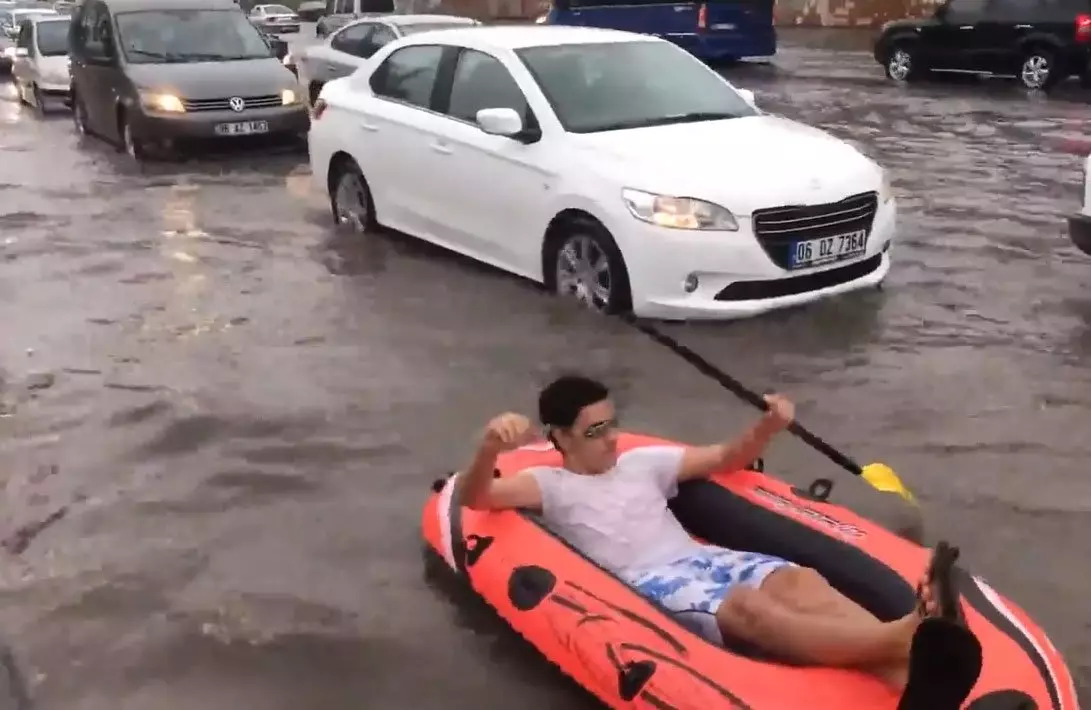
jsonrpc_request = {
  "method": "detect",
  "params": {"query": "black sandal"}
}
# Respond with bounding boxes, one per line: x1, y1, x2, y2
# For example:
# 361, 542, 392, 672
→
916, 540, 963, 623
898, 618, 983, 710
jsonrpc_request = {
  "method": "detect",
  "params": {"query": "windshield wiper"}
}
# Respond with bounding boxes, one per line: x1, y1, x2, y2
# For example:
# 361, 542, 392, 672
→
584, 111, 741, 133
175, 52, 265, 61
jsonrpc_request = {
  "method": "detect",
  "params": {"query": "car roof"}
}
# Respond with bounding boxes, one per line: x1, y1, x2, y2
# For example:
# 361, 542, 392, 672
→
100, 0, 238, 12
397, 24, 659, 50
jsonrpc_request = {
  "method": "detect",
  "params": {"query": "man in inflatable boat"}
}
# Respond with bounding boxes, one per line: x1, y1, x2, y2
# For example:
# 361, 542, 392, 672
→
461, 375, 982, 704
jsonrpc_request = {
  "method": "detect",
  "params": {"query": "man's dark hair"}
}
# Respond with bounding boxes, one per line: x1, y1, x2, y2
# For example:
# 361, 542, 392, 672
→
538, 374, 609, 429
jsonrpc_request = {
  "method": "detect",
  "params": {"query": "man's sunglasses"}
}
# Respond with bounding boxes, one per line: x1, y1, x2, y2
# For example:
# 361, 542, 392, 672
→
582, 417, 619, 439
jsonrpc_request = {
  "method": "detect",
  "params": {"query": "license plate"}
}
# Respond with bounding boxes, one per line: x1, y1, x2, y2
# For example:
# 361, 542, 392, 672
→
214, 121, 269, 136
790, 229, 868, 269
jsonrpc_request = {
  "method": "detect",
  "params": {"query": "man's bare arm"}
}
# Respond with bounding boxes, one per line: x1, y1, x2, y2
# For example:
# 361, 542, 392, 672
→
677, 395, 794, 482
458, 412, 542, 510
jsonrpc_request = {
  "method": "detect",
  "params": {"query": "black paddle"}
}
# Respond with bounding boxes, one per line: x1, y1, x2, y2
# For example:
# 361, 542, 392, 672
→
620, 314, 917, 504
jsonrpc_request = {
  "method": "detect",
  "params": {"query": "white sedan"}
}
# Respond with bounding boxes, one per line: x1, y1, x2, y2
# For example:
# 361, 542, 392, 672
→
307, 26, 897, 320
295, 14, 479, 106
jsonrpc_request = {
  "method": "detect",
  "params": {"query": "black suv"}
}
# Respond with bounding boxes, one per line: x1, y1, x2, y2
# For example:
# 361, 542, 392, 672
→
874, 0, 1091, 90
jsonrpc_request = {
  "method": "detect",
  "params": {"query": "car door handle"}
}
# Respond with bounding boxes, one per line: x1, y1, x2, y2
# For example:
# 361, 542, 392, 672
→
360, 120, 378, 132
1014, 23, 1032, 28
959, 25, 973, 29
430, 142, 452, 155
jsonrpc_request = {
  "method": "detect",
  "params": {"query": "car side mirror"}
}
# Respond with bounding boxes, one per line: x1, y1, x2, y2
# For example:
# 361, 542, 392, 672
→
736, 88, 756, 108
933, 3, 947, 19
477, 107, 523, 137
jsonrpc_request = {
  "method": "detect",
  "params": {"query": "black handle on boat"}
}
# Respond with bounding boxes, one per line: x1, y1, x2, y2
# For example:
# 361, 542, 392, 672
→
621, 316, 864, 477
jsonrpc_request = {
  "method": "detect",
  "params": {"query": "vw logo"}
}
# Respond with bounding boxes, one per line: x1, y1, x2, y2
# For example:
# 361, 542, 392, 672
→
228, 97, 245, 113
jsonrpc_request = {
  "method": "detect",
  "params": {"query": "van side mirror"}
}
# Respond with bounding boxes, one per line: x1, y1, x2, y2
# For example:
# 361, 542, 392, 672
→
933, 3, 947, 19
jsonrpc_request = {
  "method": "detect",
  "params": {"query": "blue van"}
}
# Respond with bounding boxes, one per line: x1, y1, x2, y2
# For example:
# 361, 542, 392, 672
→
540, 0, 776, 63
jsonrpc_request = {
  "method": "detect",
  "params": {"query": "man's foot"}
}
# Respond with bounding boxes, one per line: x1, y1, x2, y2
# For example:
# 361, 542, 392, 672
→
897, 618, 983, 710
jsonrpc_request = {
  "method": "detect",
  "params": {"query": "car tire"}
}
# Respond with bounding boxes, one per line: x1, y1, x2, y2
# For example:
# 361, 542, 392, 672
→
1020, 46, 1060, 91
32, 84, 45, 113
328, 156, 377, 233
885, 43, 923, 83
544, 215, 632, 314
117, 110, 147, 161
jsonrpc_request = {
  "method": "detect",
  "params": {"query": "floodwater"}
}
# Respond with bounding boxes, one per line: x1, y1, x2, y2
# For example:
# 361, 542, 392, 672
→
1, 28, 1090, 710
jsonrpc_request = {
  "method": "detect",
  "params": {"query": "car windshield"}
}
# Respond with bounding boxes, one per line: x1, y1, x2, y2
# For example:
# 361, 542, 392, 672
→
263, 4, 293, 12
397, 21, 475, 35
34, 17, 68, 54
115, 9, 272, 63
516, 41, 757, 134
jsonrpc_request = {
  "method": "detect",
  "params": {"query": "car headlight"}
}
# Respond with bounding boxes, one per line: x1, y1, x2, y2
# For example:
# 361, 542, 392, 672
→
140, 92, 185, 113
281, 53, 293, 66
281, 88, 298, 105
621, 188, 738, 231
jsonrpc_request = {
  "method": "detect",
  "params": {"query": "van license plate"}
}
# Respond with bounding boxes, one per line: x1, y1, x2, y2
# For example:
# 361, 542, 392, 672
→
215, 121, 269, 136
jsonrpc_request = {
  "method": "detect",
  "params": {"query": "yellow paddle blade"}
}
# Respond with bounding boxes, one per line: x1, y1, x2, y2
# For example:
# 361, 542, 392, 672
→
861, 463, 916, 505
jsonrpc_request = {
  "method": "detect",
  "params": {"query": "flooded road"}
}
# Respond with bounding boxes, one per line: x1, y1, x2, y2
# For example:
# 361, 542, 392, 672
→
2, 32, 1090, 709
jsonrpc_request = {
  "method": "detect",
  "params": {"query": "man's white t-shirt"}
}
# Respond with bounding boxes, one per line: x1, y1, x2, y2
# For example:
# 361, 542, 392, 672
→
526, 446, 703, 576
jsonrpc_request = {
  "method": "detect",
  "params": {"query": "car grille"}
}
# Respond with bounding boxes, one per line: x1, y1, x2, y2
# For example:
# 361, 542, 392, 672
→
751, 191, 879, 270
182, 95, 281, 112
714, 253, 884, 301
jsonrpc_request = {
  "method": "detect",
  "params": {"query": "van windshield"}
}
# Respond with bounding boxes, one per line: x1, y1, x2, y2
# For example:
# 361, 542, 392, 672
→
115, 9, 272, 63
517, 41, 756, 134
34, 18, 69, 55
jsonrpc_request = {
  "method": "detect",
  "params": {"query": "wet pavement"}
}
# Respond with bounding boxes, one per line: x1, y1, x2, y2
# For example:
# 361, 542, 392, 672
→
2, 28, 1091, 710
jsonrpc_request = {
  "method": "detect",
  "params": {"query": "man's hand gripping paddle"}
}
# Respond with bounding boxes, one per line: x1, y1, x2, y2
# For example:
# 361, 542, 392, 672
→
622, 316, 917, 505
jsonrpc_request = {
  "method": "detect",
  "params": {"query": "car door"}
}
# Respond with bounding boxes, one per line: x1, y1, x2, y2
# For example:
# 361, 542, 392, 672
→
319, 21, 378, 81
426, 47, 554, 273
10, 19, 31, 90
356, 43, 451, 240
975, 0, 1038, 73
920, 0, 989, 70
70, 0, 116, 135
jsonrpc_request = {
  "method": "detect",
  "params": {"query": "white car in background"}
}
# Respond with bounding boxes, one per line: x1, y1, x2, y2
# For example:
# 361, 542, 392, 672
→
307, 26, 897, 321
1069, 153, 1091, 257
294, 13, 478, 105
248, 3, 300, 33
11, 14, 70, 111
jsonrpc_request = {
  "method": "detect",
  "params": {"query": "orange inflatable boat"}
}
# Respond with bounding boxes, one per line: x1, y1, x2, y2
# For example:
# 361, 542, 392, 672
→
421, 433, 1079, 710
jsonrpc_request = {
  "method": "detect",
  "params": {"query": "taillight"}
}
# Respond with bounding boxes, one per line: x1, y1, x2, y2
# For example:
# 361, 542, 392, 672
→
312, 98, 327, 120
1077, 13, 1091, 42
697, 2, 707, 29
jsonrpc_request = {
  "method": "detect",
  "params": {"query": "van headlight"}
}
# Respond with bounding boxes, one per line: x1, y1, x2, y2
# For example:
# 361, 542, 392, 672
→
621, 188, 738, 231
140, 92, 185, 113
281, 88, 299, 105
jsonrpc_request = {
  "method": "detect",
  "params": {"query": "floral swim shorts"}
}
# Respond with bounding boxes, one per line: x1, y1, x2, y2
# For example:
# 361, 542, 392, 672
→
621, 545, 794, 644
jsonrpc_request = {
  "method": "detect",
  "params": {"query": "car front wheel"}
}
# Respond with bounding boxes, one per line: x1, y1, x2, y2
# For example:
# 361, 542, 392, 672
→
885, 44, 922, 82
546, 217, 632, 314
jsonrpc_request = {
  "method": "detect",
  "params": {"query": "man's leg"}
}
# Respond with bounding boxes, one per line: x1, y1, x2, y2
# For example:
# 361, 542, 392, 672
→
714, 580, 918, 668
755, 566, 918, 687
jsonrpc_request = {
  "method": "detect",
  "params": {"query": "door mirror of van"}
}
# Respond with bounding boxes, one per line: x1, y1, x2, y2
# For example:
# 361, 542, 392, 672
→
736, 88, 756, 108
477, 107, 524, 137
